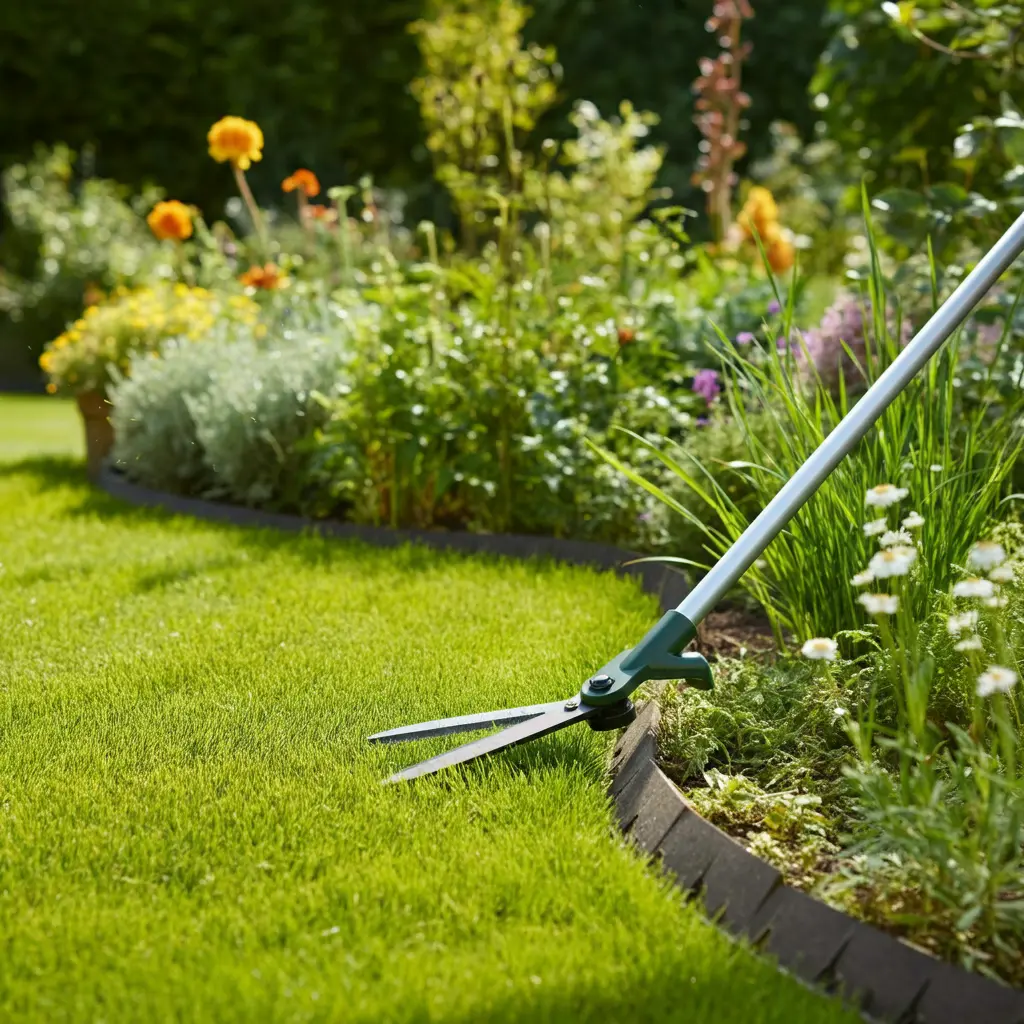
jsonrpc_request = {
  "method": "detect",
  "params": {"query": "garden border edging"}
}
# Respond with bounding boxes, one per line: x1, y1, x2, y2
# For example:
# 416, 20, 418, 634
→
609, 701, 1024, 1024
95, 465, 1024, 1022
96, 466, 689, 610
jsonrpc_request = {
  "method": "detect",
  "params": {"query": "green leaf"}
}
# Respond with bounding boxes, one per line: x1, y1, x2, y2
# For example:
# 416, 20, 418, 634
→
871, 189, 928, 215
1002, 126, 1024, 166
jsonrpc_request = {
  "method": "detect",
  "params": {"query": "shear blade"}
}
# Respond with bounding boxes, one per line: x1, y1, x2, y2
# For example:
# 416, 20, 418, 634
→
367, 700, 566, 745
382, 698, 599, 784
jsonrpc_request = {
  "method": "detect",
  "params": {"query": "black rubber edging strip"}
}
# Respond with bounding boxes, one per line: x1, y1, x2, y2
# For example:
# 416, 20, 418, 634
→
96, 466, 688, 610
609, 702, 1024, 1024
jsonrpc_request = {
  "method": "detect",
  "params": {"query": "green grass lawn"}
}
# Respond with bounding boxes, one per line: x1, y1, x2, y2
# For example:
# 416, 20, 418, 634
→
0, 393, 83, 462
0, 398, 856, 1022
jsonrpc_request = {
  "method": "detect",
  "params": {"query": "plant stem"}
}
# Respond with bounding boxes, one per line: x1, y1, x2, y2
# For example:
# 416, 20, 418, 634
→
233, 164, 268, 254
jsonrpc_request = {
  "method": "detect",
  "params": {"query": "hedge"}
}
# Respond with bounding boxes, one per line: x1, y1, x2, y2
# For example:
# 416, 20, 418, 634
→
0, 0, 830, 218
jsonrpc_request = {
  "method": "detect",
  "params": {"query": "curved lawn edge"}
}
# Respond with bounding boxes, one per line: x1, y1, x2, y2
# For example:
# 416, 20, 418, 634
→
610, 702, 1024, 1024
96, 466, 689, 611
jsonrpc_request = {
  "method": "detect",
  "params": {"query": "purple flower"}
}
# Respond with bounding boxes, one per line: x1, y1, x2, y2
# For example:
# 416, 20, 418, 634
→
796, 292, 913, 392
696, 416, 710, 427
768, 300, 781, 315
691, 368, 721, 405
736, 331, 756, 345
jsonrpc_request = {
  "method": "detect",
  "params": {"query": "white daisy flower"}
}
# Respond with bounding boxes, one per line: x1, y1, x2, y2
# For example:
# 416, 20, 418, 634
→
952, 577, 996, 600
976, 665, 1018, 698
865, 484, 909, 508
929, 464, 943, 473
801, 637, 838, 661
851, 570, 875, 587
880, 529, 913, 548
947, 611, 979, 635
902, 512, 925, 529
968, 541, 1007, 571
863, 518, 887, 537
869, 546, 917, 578
984, 595, 1009, 609
859, 593, 899, 614
955, 636, 983, 652
989, 564, 1015, 583
901, 461, 914, 472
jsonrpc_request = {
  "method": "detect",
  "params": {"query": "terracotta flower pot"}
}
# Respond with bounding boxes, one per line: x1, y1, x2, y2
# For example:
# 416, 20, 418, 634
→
76, 390, 114, 479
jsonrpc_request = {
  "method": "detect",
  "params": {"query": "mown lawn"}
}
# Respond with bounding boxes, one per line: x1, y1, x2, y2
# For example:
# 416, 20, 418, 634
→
0, 393, 82, 462
0, 397, 855, 1023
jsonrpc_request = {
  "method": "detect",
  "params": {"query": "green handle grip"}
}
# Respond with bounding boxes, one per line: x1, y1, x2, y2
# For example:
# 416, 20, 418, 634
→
580, 610, 712, 707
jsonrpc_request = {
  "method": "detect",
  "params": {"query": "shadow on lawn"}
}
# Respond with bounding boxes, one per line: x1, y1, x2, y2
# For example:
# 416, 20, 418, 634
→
2, 456, 638, 593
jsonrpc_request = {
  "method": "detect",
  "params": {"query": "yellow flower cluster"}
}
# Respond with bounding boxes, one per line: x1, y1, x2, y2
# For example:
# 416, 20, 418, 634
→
736, 186, 795, 274
40, 283, 260, 396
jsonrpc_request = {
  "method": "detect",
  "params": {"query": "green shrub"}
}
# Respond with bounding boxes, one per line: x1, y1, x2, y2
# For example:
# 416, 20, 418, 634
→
110, 325, 350, 508
812, 0, 1012, 192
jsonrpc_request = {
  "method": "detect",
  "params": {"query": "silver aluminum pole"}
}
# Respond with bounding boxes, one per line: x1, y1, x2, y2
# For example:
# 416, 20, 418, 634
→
676, 213, 1024, 626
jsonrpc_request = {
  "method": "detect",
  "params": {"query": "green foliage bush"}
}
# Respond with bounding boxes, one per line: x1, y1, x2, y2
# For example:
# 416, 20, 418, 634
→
812, 0, 1012, 191
110, 325, 350, 507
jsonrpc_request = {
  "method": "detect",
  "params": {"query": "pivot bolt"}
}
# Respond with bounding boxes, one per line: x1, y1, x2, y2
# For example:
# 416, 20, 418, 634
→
564, 696, 580, 711
587, 674, 614, 692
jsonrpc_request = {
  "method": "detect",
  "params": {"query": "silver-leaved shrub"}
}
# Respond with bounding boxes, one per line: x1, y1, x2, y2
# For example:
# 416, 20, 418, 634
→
110, 323, 350, 508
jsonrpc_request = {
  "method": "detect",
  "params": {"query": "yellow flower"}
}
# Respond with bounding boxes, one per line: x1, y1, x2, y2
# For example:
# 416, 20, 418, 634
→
147, 200, 194, 241
207, 116, 264, 170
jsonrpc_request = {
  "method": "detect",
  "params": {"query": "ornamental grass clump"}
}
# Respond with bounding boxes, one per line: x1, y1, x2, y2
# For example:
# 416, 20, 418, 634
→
38, 283, 260, 396
599, 208, 1024, 641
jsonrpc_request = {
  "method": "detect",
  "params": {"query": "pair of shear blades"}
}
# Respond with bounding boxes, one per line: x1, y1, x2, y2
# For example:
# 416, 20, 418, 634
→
369, 607, 714, 784
368, 696, 635, 785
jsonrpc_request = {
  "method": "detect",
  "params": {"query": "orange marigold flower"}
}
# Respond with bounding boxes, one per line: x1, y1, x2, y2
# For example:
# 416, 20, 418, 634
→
617, 327, 636, 346
766, 232, 795, 274
238, 262, 285, 290
282, 169, 320, 197
207, 116, 264, 170
304, 203, 337, 224
737, 185, 779, 241
147, 200, 194, 242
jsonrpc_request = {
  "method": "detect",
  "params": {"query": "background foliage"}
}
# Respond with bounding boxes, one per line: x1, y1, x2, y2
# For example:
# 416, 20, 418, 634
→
0, 0, 829, 221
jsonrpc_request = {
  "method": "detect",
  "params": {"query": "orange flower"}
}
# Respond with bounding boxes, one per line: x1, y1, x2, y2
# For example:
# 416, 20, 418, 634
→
146, 200, 193, 242
238, 263, 285, 290
737, 186, 779, 241
282, 169, 320, 197
766, 232, 795, 274
207, 116, 264, 170
304, 203, 337, 224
